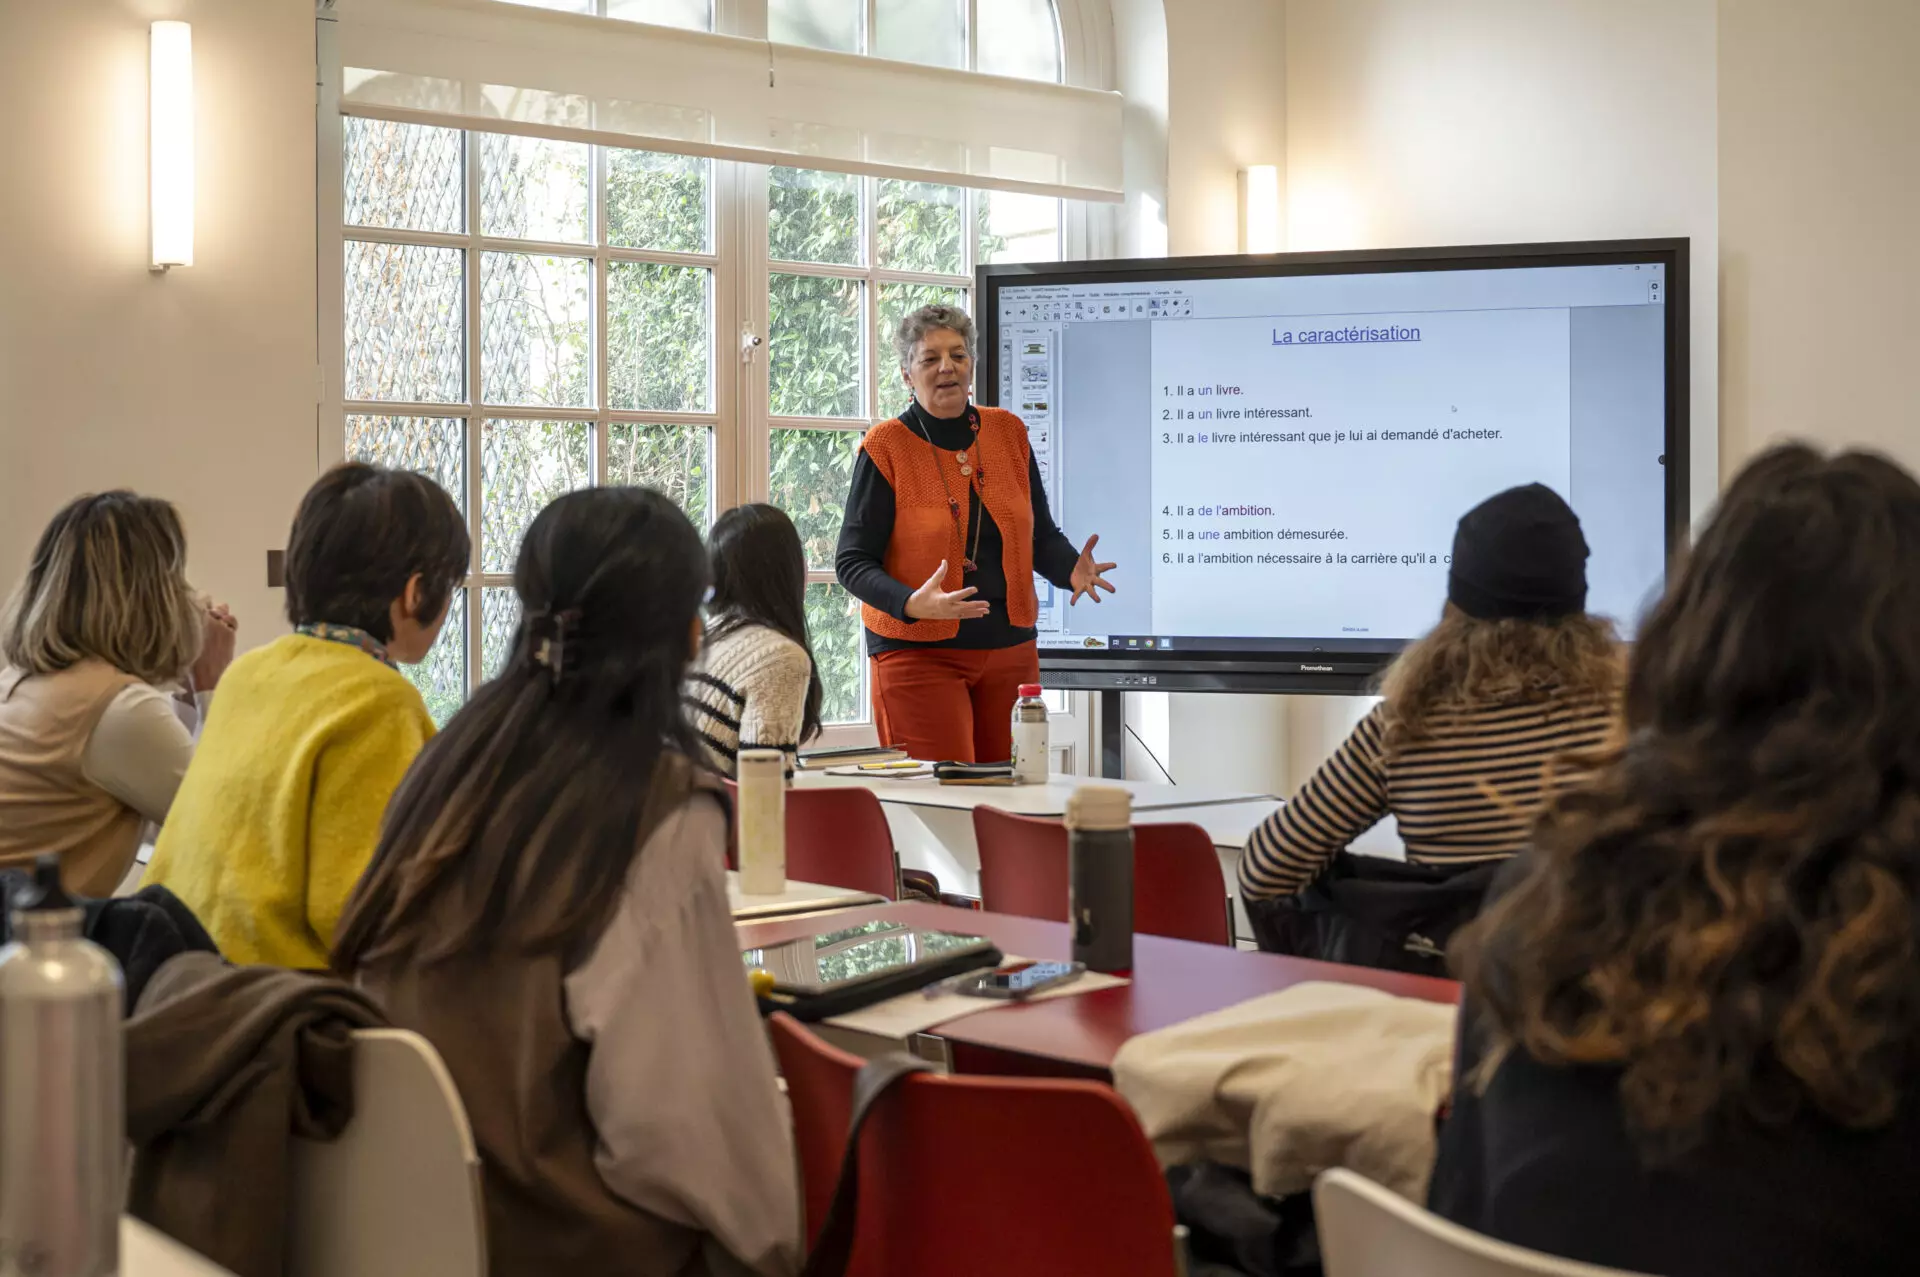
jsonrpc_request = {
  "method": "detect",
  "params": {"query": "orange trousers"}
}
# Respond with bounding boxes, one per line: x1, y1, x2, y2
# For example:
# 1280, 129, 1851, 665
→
870, 641, 1041, 764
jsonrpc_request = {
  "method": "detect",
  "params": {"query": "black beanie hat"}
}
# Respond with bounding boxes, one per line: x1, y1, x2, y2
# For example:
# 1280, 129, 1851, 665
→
1447, 484, 1589, 622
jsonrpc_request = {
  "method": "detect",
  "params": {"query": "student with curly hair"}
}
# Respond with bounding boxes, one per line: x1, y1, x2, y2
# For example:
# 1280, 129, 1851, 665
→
1433, 444, 1920, 1275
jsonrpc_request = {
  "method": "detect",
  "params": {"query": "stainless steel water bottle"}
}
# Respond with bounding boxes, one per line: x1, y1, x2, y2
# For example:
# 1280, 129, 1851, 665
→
0, 855, 124, 1277
1066, 786, 1135, 974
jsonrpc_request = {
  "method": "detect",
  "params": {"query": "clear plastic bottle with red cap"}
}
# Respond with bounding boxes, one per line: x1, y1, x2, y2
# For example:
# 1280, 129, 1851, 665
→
1010, 683, 1049, 784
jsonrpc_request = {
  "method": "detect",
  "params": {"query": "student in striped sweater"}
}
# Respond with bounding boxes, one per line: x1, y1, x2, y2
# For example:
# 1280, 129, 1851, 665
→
1240, 484, 1622, 903
685, 504, 824, 777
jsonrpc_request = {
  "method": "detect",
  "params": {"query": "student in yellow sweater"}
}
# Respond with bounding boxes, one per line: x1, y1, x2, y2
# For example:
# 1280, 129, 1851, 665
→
146, 464, 468, 967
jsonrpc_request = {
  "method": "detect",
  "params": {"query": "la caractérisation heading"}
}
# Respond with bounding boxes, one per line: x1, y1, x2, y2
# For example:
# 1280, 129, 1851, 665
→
1271, 324, 1421, 346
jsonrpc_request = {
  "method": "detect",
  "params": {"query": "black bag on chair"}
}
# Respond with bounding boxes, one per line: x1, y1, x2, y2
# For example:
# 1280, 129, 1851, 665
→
1244, 854, 1504, 977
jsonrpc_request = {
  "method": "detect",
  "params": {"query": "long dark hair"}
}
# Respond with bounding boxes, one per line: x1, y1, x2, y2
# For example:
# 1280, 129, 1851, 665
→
1456, 444, 1920, 1150
333, 487, 711, 972
706, 503, 824, 743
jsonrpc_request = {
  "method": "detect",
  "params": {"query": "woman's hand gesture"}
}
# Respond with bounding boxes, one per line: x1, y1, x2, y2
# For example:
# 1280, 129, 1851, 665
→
1070, 535, 1118, 605
906, 561, 992, 621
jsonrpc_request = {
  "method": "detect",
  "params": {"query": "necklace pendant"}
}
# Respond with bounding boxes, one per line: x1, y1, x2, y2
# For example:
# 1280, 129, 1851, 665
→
963, 558, 979, 573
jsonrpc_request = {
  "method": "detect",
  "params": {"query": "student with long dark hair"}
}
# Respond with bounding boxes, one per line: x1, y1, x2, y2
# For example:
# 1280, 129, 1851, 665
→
1432, 445, 1920, 1276
685, 503, 824, 776
334, 488, 798, 1277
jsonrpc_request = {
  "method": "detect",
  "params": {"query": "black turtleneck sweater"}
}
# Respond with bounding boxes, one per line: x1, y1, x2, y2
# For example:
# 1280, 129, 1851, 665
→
835, 402, 1080, 654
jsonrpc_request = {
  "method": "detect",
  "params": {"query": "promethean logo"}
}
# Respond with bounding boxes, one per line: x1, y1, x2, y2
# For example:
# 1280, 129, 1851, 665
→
1299, 663, 1335, 673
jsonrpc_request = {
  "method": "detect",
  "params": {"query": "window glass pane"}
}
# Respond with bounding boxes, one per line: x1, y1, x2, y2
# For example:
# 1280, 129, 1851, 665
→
606, 149, 710, 253
769, 167, 862, 266
606, 0, 711, 28
770, 274, 864, 418
875, 180, 964, 274
608, 423, 713, 529
345, 416, 467, 516
479, 133, 591, 243
406, 588, 467, 728
345, 241, 465, 403
771, 0, 862, 53
978, 190, 1060, 264
877, 282, 966, 411
607, 263, 712, 411
343, 118, 462, 233
480, 252, 593, 408
482, 587, 523, 682
977, 0, 1061, 82
481, 420, 592, 571
805, 581, 865, 724
874, 0, 965, 67
771, 427, 861, 570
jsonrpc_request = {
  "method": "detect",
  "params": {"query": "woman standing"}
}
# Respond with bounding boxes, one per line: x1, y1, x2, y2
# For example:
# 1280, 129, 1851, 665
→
835, 304, 1116, 763
685, 503, 823, 777
0, 492, 236, 895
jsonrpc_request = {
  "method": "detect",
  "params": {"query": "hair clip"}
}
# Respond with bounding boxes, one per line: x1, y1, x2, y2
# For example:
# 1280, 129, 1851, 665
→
527, 608, 583, 682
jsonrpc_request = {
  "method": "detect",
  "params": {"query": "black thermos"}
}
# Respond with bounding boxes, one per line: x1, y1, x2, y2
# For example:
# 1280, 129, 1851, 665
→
1067, 786, 1134, 973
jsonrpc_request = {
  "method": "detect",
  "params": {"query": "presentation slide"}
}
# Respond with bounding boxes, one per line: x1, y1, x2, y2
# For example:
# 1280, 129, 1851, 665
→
994, 262, 1669, 651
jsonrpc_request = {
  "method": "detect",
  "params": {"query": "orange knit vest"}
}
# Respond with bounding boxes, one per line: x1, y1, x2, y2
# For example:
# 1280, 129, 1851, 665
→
859, 406, 1037, 644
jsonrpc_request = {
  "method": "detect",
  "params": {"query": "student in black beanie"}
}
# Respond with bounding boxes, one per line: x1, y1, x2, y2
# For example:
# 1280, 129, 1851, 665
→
1238, 484, 1624, 968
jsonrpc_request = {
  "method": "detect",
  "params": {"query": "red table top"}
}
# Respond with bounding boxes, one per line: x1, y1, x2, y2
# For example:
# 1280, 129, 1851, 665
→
736, 901, 1460, 1075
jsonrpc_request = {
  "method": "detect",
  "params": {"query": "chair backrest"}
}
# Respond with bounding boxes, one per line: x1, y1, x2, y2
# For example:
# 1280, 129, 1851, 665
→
973, 807, 1229, 945
288, 1029, 487, 1277
786, 785, 900, 899
723, 781, 900, 898
770, 1014, 1180, 1277
1313, 1168, 1654, 1277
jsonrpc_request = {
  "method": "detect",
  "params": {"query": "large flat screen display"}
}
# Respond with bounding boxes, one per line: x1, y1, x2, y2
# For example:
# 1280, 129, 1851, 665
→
977, 239, 1689, 693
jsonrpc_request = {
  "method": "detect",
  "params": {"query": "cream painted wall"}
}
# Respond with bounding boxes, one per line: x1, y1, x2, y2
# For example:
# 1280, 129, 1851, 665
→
0, 0, 318, 646
1284, 0, 1719, 526
1718, 0, 1920, 474
1153, 0, 1719, 843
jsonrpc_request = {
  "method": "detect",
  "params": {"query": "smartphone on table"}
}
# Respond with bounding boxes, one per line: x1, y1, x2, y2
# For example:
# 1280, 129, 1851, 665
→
957, 959, 1085, 1000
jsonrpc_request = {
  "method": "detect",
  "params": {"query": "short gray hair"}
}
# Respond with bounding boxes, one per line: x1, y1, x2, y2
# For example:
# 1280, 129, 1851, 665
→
894, 304, 975, 372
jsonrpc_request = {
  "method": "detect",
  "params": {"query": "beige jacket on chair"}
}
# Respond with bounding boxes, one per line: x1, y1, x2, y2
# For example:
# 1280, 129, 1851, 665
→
1111, 981, 1456, 1202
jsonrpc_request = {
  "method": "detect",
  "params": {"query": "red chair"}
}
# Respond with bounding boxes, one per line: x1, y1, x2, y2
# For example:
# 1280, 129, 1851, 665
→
724, 781, 900, 899
785, 786, 900, 900
973, 806, 1231, 945
769, 1013, 1183, 1277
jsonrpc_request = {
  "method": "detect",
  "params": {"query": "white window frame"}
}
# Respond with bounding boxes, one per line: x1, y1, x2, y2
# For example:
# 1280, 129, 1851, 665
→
319, 0, 1110, 766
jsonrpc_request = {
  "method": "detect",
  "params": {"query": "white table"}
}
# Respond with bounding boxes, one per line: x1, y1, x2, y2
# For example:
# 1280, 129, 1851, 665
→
726, 871, 886, 920
792, 771, 1270, 897
124, 1217, 234, 1275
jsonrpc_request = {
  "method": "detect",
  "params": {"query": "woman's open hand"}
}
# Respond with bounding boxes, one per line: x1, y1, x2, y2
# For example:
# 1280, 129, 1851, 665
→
1070, 535, 1118, 605
906, 560, 992, 621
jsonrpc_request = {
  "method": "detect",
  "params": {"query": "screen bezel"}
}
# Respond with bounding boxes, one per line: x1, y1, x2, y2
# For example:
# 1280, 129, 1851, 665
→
976, 237, 1690, 695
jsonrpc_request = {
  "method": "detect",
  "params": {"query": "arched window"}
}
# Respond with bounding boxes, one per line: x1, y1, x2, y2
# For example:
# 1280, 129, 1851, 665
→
334, 0, 1095, 731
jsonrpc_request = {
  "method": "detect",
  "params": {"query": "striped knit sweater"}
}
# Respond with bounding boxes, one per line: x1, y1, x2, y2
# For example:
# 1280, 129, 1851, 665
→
684, 623, 814, 778
1239, 693, 1616, 901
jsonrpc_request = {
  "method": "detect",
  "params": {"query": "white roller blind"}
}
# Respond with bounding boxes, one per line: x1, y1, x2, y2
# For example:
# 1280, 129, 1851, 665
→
332, 0, 1123, 201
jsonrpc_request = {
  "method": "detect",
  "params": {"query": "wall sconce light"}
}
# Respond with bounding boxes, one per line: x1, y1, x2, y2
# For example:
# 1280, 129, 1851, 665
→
150, 21, 194, 271
1239, 164, 1281, 255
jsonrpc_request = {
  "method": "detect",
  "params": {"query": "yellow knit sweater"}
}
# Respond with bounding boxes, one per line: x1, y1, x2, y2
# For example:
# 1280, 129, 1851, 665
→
147, 634, 435, 968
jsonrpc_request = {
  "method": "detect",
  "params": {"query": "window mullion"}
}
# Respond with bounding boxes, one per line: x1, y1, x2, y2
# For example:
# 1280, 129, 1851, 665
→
463, 129, 485, 693
592, 145, 610, 487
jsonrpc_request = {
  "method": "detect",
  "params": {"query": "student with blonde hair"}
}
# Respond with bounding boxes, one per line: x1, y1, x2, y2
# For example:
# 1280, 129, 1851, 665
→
0, 492, 236, 895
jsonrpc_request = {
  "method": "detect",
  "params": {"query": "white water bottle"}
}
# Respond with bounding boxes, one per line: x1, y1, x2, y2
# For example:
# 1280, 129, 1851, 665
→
737, 749, 787, 895
1011, 684, 1049, 784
